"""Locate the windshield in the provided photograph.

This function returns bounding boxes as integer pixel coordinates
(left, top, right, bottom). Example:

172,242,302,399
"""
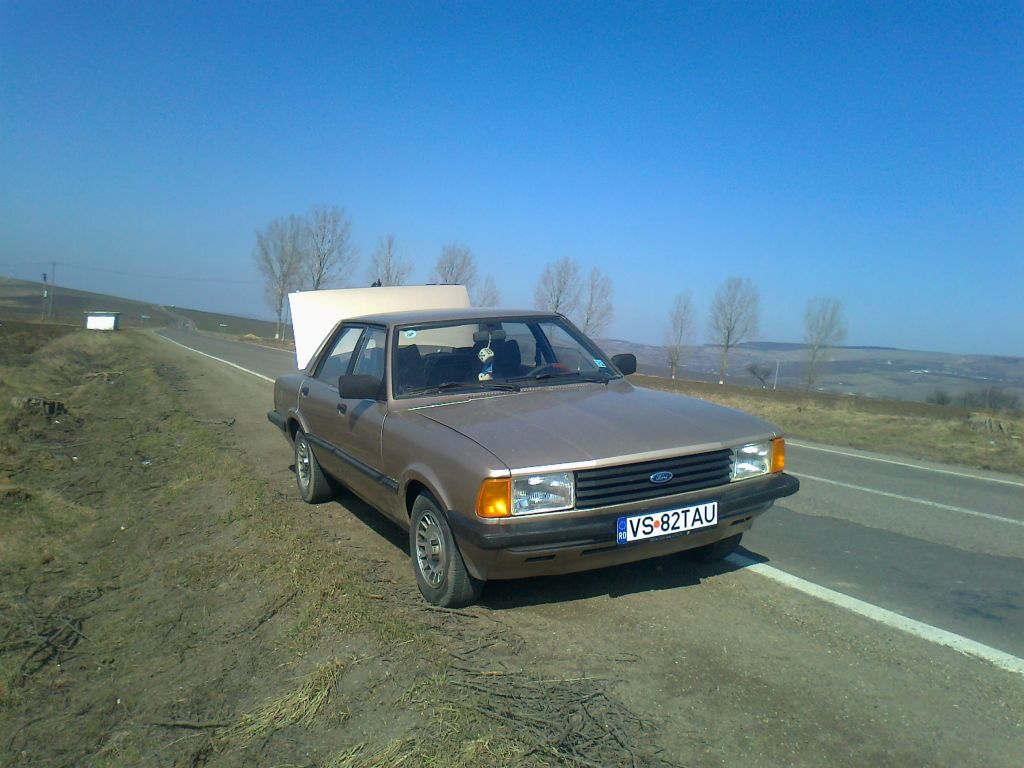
393,317,618,397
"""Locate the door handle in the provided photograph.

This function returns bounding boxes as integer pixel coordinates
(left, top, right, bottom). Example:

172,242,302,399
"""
337,403,348,415
301,385,309,396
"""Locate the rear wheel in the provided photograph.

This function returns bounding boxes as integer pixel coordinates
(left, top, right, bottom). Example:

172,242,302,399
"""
686,533,742,563
410,493,483,607
294,431,333,504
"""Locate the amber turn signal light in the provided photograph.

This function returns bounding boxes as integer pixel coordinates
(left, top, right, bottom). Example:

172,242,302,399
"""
476,478,511,518
771,438,785,473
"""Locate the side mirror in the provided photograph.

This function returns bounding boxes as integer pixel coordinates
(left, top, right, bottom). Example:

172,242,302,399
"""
338,374,383,401
611,353,637,376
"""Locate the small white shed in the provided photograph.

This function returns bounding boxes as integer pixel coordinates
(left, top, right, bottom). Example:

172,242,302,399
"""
84,311,121,331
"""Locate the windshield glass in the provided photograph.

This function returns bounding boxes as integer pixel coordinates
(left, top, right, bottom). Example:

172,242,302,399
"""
393,317,617,397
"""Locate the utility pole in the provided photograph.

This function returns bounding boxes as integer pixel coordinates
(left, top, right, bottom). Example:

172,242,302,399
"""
773,360,780,391
49,261,57,320
41,272,48,322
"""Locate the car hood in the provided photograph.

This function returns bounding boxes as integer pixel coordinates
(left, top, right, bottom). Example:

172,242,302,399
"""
415,381,780,470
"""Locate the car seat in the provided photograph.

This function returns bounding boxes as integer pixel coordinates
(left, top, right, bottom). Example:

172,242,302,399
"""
396,344,425,392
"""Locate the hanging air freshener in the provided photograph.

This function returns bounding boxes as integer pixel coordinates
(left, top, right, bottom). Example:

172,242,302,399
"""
478,341,495,381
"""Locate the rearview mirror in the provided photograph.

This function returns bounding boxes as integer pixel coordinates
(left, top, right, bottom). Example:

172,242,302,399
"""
611,353,637,376
338,374,383,401
473,329,507,343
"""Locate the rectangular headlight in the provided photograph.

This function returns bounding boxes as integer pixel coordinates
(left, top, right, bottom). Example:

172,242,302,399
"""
512,472,574,515
730,441,771,481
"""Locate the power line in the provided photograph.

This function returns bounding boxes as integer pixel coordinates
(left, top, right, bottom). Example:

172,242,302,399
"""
3,259,263,284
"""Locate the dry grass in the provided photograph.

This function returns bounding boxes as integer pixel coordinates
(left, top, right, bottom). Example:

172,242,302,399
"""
221,658,348,746
325,740,420,768
632,374,1024,475
1,328,676,768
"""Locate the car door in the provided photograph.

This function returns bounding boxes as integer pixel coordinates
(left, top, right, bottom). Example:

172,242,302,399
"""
300,324,364,482
302,325,394,513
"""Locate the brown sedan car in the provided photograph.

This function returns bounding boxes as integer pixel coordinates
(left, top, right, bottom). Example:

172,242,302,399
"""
268,308,799,606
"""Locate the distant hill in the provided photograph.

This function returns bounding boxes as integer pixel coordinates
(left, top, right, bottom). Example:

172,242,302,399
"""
0,276,180,328
3,275,1019,408
0,277,278,337
596,337,1024,407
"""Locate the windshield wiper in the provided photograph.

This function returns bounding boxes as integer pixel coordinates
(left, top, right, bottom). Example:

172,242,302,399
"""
405,380,521,396
476,381,521,391
519,370,613,385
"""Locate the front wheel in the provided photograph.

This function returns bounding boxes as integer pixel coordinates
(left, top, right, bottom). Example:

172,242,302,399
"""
294,431,334,504
686,533,743,563
410,494,483,607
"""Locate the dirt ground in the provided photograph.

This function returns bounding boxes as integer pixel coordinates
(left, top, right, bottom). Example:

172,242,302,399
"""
2,328,1023,767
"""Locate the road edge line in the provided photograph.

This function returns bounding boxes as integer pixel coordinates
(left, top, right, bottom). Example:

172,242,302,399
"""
791,472,1024,527
787,440,1024,488
727,554,1024,677
157,333,276,383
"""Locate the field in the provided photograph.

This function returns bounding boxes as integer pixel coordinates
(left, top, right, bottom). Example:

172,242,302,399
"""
160,306,279,337
0,278,278,338
0,324,664,768
600,338,1024,407
631,374,1023,475
0,278,178,329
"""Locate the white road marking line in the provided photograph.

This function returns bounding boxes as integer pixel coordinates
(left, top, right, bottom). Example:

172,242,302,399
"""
242,340,295,355
727,553,1024,677
157,333,275,383
792,472,1024,527
788,440,1024,488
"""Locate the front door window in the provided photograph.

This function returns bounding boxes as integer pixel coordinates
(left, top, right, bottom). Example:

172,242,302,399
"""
316,326,362,385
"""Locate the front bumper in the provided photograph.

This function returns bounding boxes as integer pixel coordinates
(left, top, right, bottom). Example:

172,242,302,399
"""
449,472,799,580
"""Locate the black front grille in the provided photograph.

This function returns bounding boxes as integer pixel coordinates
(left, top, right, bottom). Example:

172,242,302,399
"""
575,449,732,509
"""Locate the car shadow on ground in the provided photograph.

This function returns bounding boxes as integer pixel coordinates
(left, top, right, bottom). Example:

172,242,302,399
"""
323,486,410,551
312,479,774,610
481,545,771,610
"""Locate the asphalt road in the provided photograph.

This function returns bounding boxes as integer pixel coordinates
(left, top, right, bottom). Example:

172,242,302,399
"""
158,327,1024,660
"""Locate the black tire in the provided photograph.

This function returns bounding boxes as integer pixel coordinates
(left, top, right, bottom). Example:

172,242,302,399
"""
409,493,483,607
686,533,743,563
294,430,333,504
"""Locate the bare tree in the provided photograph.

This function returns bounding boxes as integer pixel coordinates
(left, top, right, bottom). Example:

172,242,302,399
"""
580,268,613,337
305,205,356,289
475,275,501,307
432,243,478,293
367,235,412,286
533,256,582,317
253,215,304,339
746,362,772,388
926,388,952,406
664,292,695,379
708,277,759,384
961,385,1021,413
804,297,847,391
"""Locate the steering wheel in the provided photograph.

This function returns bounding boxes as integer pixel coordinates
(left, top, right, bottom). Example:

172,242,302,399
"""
526,362,571,377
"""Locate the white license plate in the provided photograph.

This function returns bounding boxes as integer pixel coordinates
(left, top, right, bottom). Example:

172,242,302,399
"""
616,501,718,544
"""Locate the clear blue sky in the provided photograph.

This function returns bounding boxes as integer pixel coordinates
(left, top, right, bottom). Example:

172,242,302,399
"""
2,1,1021,355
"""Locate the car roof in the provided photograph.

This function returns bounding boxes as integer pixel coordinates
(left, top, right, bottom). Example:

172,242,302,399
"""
344,307,559,326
